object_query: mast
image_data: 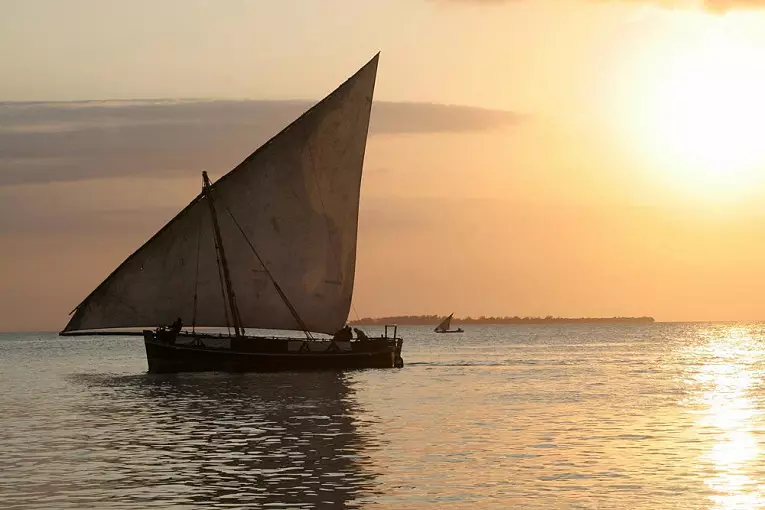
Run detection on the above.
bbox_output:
[202,171,243,337]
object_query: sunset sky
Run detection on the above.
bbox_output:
[5,0,765,330]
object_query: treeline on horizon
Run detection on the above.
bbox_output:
[349,315,656,325]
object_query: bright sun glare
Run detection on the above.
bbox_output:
[632,15,765,201]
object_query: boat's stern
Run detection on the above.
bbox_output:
[383,324,404,368]
[393,337,404,368]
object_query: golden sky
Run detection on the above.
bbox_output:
[4,0,765,330]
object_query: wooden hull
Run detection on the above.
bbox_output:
[435,329,464,334]
[143,331,404,373]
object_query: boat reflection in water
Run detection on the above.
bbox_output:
[70,371,381,508]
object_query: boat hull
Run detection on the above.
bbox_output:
[143,331,404,373]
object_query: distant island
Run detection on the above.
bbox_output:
[350,315,655,325]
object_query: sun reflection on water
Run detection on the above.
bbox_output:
[690,327,765,509]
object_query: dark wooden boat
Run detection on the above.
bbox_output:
[59,54,404,373]
[144,329,403,373]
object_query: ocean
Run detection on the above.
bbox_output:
[2,323,764,509]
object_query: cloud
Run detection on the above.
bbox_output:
[626,0,765,11]
[0,100,522,187]
[694,0,765,11]
[438,0,765,12]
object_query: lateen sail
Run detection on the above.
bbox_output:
[63,54,379,335]
[434,313,453,333]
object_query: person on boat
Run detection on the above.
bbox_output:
[353,328,369,342]
[170,317,182,336]
[333,325,352,342]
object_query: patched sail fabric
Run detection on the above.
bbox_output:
[63,54,379,335]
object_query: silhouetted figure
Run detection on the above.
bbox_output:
[158,317,183,345]
[333,325,352,342]
[170,317,183,336]
[353,328,369,342]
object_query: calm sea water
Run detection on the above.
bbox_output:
[2,323,765,509]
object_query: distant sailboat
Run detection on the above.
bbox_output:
[59,53,404,373]
[434,313,464,334]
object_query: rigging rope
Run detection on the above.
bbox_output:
[217,200,314,341]
[212,225,233,337]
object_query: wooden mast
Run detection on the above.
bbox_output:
[202,171,243,337]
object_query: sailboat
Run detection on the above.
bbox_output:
[59,54,404,373]
[434,313,463,334]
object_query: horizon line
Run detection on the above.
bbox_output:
[5,319,765,335]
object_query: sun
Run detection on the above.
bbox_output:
[627,15,765,201]
[652,35,765,190]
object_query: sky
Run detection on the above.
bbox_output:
[5,0,765,330]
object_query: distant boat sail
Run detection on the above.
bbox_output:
[60,53,404,373]
[434,313,464,334]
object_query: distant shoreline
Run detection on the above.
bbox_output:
[350,315,655,326]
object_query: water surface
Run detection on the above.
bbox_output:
[2,323,765,508]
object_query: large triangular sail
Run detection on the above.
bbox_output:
[434,313,453,333]
[62,54,379,335]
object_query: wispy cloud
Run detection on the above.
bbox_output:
[437,0,765,12]
[0,100,522,186]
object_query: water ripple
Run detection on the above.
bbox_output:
[2,324,765,508]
